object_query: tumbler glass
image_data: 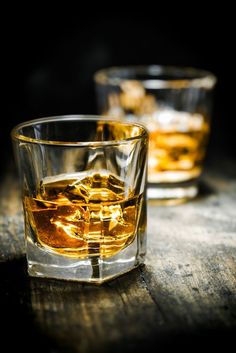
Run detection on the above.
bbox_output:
[94,66,217,203]
[11,116,148,283]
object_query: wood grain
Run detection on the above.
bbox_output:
[0,162,236,353]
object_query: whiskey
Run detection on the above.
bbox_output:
[24,172,142,258]
[106,86,209,184]
[146,110,209,183]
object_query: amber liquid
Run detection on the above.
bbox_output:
[106,86,209,184]
[25,173,142,258]
[147,113,209,183]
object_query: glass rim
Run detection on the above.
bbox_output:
[94,65,217,89]
[11,115,148,147]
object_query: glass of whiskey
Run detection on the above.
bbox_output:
[94,66,217,203]
[11,116,148,283]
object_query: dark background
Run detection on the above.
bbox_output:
[2,13,236,170]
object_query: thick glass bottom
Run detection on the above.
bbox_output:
[147,180,198,204]
[26,236,145,284]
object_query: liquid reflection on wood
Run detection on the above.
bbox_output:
[29,270,162,353]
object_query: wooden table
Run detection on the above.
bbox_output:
[1,161,236,353]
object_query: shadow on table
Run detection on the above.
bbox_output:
[195,179,217,201]
[0,257,61,353]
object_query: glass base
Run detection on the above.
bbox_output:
[26,237,145,284]
[147,181,198,204]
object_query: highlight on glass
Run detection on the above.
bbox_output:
[11,116,148,283]
[94,66,217,203]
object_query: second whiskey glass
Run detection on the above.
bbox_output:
[94,66,217,203]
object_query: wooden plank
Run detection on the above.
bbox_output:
[0,173,24,261]
[0,162,236,352]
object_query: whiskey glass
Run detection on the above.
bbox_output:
[11,116,148,283]
[94,66,217,203]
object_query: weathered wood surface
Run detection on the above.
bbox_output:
[0,161,236,352]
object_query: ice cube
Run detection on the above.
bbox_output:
[152,109,205,132]
[65,183,90,203]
